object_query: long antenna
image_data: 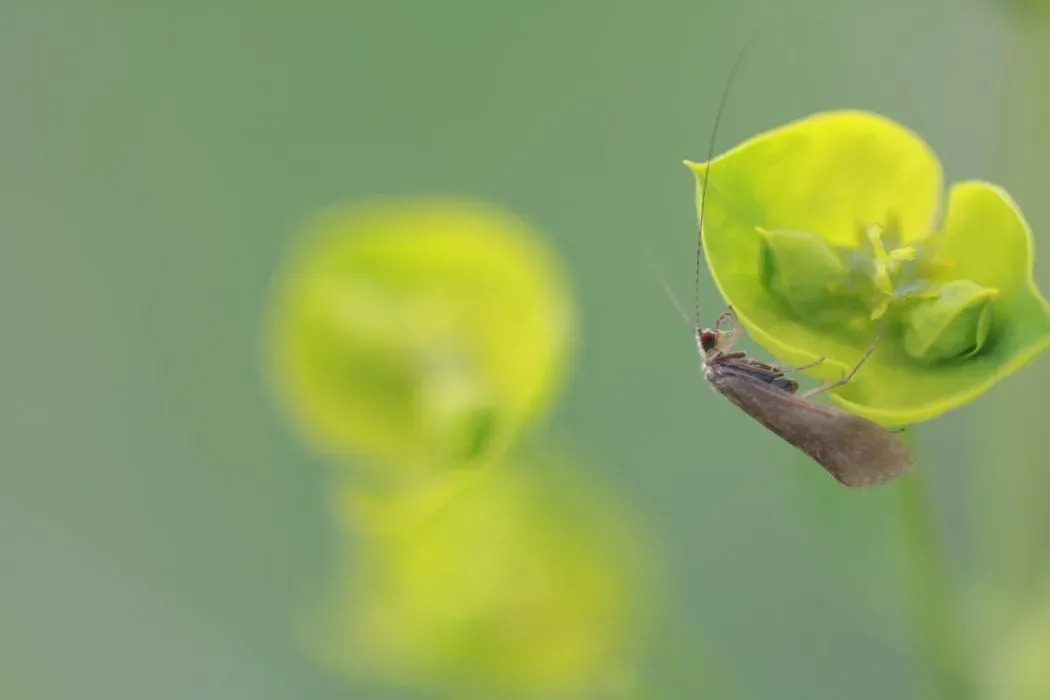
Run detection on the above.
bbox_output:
[694,32,762,327]
[648,255,692,326]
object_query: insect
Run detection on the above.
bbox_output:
[684,39,914,488]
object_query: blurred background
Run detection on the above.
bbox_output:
[4,1,1050,698]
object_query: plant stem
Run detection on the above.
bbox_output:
[898,469,972,699]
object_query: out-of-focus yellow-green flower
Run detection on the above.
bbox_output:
[316,461,650,697]
[687,111,1050,425]
[266,199,574,469]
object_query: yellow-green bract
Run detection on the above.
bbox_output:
[686,111,1050,426]
[314,461,648,696]
[266,198,574,470]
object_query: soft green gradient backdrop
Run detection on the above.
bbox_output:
[3,1,1050,698]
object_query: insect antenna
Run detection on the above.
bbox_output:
[694,31,762,328]
[647,255,692,326]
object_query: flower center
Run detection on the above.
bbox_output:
[835,217,949,320]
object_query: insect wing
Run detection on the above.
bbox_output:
[707,364,913,488]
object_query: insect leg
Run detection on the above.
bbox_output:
[778,356,827,374]
[712,307,740,352]
[715,307,738,330]
[800,336,880,399]
[718,328,739,353]
[711,350,747,363]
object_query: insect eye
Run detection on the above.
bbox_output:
[699,329,719,351]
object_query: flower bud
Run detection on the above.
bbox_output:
[902,279,998,361]
[761,228,847,319]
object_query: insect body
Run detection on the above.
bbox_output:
[696,311,913,488]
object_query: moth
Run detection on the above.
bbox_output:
[684,38,913,488]
[696,310,913,487]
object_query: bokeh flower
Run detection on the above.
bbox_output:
[316,461,648,697]
[266,198,574,469]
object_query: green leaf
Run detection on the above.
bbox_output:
[266,199,574,468]
[687,113,1050,425]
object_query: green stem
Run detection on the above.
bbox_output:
[898,469,972,699]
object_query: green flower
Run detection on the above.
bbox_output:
[316,461,647,696]
[266,199,574,468]
[686,111,1050,425]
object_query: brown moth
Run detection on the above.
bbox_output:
[695,312,913,487]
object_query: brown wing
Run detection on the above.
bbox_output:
[707,364,913,488]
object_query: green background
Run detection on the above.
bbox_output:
[4,1,1050,698]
